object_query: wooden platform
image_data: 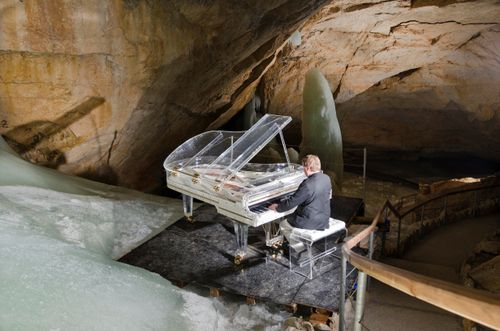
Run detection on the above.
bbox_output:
[120,196,363,311]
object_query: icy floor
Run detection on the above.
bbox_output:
[0,137,290,331]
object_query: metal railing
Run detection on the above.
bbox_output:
[343,147,368,202]
[340,179,500,331]
[390,181,500,257]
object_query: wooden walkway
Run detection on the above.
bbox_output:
[121,196,363,311]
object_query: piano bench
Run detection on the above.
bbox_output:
[284,218,347,279]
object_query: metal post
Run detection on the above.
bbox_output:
[339,253,347,331]
[278,128,292,171]
[354,271,368,331]
[230,136,234,163]
[368,232,374,260]
[381,220,387,257]
[473,191,478,216]
[397,216,402,256]
[443,196,447,220]
[420,205,425,227]
[362,148,367,203]
[367,232,374,288]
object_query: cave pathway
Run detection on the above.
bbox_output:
[359,213,500,331]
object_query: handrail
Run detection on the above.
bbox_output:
[398,182,500,217]
[391,182,500,255]
[342,181,500,330]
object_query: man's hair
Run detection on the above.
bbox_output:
[302,154,321,172]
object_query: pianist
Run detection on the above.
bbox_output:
[269,154,332,248]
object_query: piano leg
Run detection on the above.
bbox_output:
[233,222,249,265]
[182,194,194,223]
[263,219,284,247]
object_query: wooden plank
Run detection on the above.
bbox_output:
[309,311,330,327]
[210,288,221,297]
[246,297,256,305]
[345,249,500,330]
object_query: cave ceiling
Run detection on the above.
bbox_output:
[0,0,499,191]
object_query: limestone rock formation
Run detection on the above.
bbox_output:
[465,231,500,293]
[261,0,500,161]
[0,0,328,190]
[1,0,499,191]
[469,255,500,292]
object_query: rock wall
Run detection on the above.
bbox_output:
[0,0,328,190]
[261,0,500,161]
[1,0,499,191]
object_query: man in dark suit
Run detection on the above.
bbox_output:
[269,155,332,247]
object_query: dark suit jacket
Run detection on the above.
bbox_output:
[276,171,331,230]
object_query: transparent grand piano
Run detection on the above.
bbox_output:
[163,114,306,263]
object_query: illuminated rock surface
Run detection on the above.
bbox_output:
[0,0,328,191]
[1,1,498,191]
[262,0,500,162]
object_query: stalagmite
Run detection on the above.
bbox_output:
[301,68,343,188]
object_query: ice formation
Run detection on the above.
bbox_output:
[0,137,289,330]
[0,229,189,330]
[0,136,186,258]
[289,31,302,47]
[301,68,344,187]
[242,95,261,129]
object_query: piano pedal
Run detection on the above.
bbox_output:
[234,254,245,265]
[269,239,284,251]
[267,245,286,261]
[271,241,282,249]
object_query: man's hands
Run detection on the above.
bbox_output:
[268,203,278,211]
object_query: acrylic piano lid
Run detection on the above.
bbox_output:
[209,114,292,177]
[163,114,292,179]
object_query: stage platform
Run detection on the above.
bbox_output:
[121,196,364,311]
